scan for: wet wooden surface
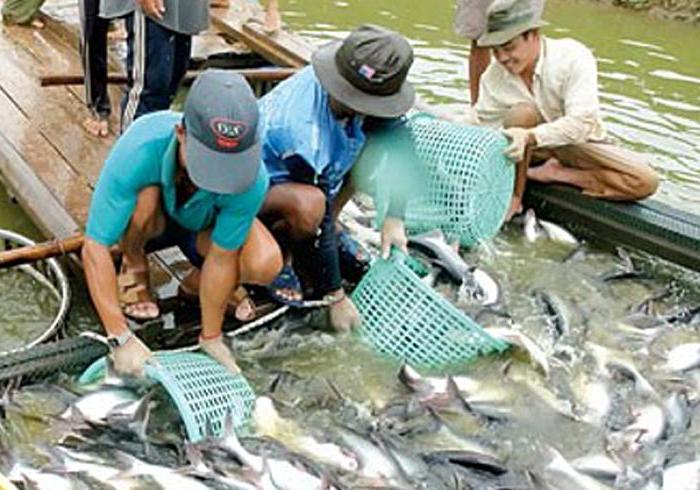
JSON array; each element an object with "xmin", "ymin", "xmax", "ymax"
[{"xmin": 0, "ymin": 0, "xmax": 313, "ymax": 295}]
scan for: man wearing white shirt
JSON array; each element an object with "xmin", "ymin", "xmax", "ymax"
[{"xmin": 473, "ymin": 0, "xmax": 659, "ymax": 219}]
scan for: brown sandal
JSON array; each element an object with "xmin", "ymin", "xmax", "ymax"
[
  {"xmin": 118, "ymin": 267, "xmax": 160, "ymax": 321},
  {"xmin": 178, "ymin": 283, "xmax": 256, "ymax": 322}
]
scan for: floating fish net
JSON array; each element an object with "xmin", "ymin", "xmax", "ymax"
[
  {"xmin": 352, "ymin": 251, "xmax": 509, "ymax": 370},
  {"xmin": 78, "ymin": 351, "xmax": 255, "ymax": 442},
  {"xmin": 354, "ymin": 113, "xmax": 514, "ymax": 247}
]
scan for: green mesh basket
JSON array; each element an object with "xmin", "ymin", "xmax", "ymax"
[
  {"xmin": 352, "ymin": 251, "xmax": 509, "ymax": 369},
  {"xmin": 355, "ymin": 113, "xmax": 515, "ymax": 246},
  {"xmin": 78, "ymin": 352, "xmax": 255, "ymax": 442}
]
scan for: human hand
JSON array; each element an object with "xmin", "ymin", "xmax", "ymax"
[
  {"xmin": 199, "ymin": 334, "xmax": 241, "ymax": 374},
  {"xmin": 502, "ymin": 127, "xmax": 534, "ymax": 161},
  {"xmin": 111, "ymin": 334, "xmax": 153, "ymax": 377},
  {"xmin": 136, "ymin": 0, "xmax": 165, "ymax": 20},
  {"xmin": 328, "ymin": 293, "xmax": 362, "ymax": 332},
  {"xmin": 381, "ymin": 217, "xmax": 408, "ymax": 259}
]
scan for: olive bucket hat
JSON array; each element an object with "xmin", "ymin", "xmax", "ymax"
[
  {"xmin": 311, "ymin": 24, "xmax": 416, "ymax": 118},
  {"xmin": 477, "ymin": 0, "xmax": 548, "ymax": 47}
]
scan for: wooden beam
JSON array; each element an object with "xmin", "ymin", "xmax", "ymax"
[{"xmin": 39, "ymin": 67, "xmax": 299, "ymax": 87}]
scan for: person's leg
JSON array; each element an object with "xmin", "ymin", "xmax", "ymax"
[
  {"xmin": 169, "ymin": 30, "xmax": 192, "ymax": 102},
  {"xmin": 259, "ymin": 182, "xmax": 326, "ymax": 301},
  {"xmin": 119, "ymin": 186, "xmax": 166, "ymax": 319},
  {"xmin": 178, "ymin": 220, "xmax": 283, "ymax": 320},
  {"xmin": 121, "ymin": 12, "xmax": 177, "ymax": 131},
  {"xmin": 260, "ymin": 182, "xmax": 327, "ymax": 244},
  {"xmin": 542, "ymin": 143, "xmax": 659, "ymax": 200},
  {"xmin": 80, "ymin": 0, "xmax": 111, "ymax": 137},
  {"xmin": 263, "ymin": 0, "xmax": 281, "ymax": 33},
  {"xmin": 469, "ymin": 41, "xmax": 491, "ymax": 105}
]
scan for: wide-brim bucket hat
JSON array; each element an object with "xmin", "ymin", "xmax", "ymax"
[{"xmin": 312, "ymin": 24, "xmax": 416, "ymax": 118}]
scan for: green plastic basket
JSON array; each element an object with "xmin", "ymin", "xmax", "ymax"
[
  {"xmin": 355, "ymin": 113, "xmax": 514, "ymax": 246},
  {"xmin": 352, "ymin": 251, "xmax": 509, "ymax": 369},
  {"xmin": 78, "ymin": 352, "xmax": 255, "ymax": 442}
]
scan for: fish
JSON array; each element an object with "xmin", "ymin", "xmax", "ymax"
[
  {"xmin": 398, "ymin": 363, "xmax": 577, "ymax": 421},
  {"xmin": 44, "ymin": 447, "xmax": 134, "ymax": 489},
  {"xmin": 537, "ymin": 446, "xmax": 614, "ymax": 490},
  {"xmin": 407, "ymin": 230, "xmax": 501, "ymax": 305},
  {"xmin": 533, "ymin": 289, "xmax": 571, "ymax": 338},
  {"xmin": 252, "ymin": 396, "xmax": 359, "ymax": 472},
  {"xmin": 523, "ymin": 209, "xmax": 578, "ymax": 246},
  {"xmin": 569, "ymin": 373, "xmax": 612, "ymax": 426},
  {"xmin": 664, "ymin": 391, "xmax": 691, "ymax": 436},
  {"xmin": 570, "ymin": 454, "xmax": 623, "ymax": 482},
  {"xmin": 426, "ymin": 449, "xmax": 508, "ymax": 476},
  {"xmin": 209, "ymin": 412, "xmax": 330, "ymax": 490},
  {"xmin": 8, "ymin": 464, "xmax": 82, "ymax": 490},
  {"xmin": 484, "ymin": 327, "xmax": 550, "ymax": 378},
  {"xmin": 662, "ymin": 460, "xmax": 700, "ymax": 490},
  {"xmin": 663, "ymin": 343, "xmax": 700, "ymax": 372},
  {"xmin": 333, "ymin": 425, "xmax": 405, "ymax": 486},
  {"xmin": 184, "ymin": 444, "xmax": 259, "ymax": 490},
  {"xmin": 111, "ymin": 449, "xmax": 212, "ymax": 490},
  {"xmin": 616, "ymin": 403, "xmax": 667, "ymax": 449},
  {"xmin": 662, "ymin": 305, "xmax": 700, "ymax": 325},
  {"xmin": 60, "ymin": 387, "xmax": 141, "ymax": 426},
  {"xmin": 586, "ymin": 343, "xmax": 658, "ymax": 398}
]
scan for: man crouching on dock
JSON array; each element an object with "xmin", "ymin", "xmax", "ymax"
[
  {"xmin": 82, "ymin": 70, "xmax": 282, "ymax": 376},
  {"xmin": 472, "ymin": 0, "xmax": 659, "ymax": 220}
]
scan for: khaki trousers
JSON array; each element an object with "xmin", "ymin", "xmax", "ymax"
[{"xmin": 505, "ymin": 103, "xmax": 659, "ymax": 200}]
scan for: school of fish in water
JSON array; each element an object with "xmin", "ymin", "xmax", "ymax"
[{"xmin": 0, "ymin": 202, "xmax": 699, "ymax": 490}]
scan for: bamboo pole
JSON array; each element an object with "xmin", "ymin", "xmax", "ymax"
[{"xmin": 0, "ymin": 235, "xmax": 84, "ymax": 269}]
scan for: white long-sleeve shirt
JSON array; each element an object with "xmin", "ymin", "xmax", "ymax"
[{"xmin": 474, "ymin": 37, "xmax": 608, "ymax": 148}]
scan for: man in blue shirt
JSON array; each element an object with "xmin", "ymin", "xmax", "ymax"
[
  {"xmin": 258, "ymin": 25, "xmax": 415, "ymax": 332},
  {"xmin": 83, "ymin": 70, "xmax": 282, "ymax": 376}
]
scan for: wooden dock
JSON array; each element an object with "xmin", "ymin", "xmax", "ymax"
[{"xmin": 0, "ymin": 0, "xmax": 314, "ymax": 295}]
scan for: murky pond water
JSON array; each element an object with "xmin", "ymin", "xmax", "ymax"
[
  {"xmin": 281, "ymin": 0, "xmax": 700, "ymax": 214},
  {"xmin": 0, "ymin": 187, "xmax": 63, "ymax": 353}
]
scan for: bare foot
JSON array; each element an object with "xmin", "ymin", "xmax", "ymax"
[
  {"xmin": 210, "ymin": 0, "xmax": 230, "ymax": 8},
  {"xmin": 527, "ymin": 157, "xmax": 565, "ymax": 183},
  {"xmin": 82, "ymin": 117, "xmax": 110, "ymax": 138},
  {"xmin": 30, "ymin": 18, "xmax": 45, "ymax": 29},
  {"xmin": 263, "ymin": 0, "xmax": 281, "ymax": 33}
]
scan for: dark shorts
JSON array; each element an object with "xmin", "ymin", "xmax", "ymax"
[{"xmin": 145, "ymin": 215, "xmax": 205, "ymax": 269}]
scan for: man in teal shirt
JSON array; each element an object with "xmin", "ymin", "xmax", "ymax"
[{"xmin": 83, "ymin": 70, "xmax": 282, "ymax": 376}]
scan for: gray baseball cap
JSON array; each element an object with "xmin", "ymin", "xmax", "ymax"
[
  {"xmin": 477, "ymin": 0, "xmax": 548, "ymax": 47},
  {"xmin": 183, "ymin": 69, "xmax": 261, "ymax": 195}
]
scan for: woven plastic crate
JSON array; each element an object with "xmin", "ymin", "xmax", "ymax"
[
  {"xmin": 352, "ymin": 251, "xmax": 509, "ymax": 369},
  {"xmin": 78, "ymin": 351, "xmax": 255, "ymax": 442},
  {"xmin": 355, "ymin": 113, "xmax": 514, "ymax": 247}
]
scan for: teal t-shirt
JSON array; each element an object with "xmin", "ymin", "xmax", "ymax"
[{"xmin": 86, "ymin": 111, "xmax": 268, "ymax": 251}]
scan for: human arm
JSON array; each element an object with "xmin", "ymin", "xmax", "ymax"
[
  {"xmin": 199, "ymin": 243, "xmax": 240, "ymax": 339},
  {"xmin": 82, "ymin": 238, "xmax": 152, "ymax": 375}
]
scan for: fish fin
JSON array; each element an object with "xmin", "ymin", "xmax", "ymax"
[
  {"xmin": 500, "ymin": 359, "xmax": 514, "ymax": 377},
  {"xmin": 324, "ymin": 377, "xmax": 345, "ymax": 401},
  {"xmin": 445, "ymin": 376, "xmax": 471, "ymax": 412}
]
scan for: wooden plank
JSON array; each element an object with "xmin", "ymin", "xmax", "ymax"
[
  {"xmin": 0, "ymin": 130, "xmax": 81, "ymax": 238},
  {"xmin": 0, "ymin": 87, "xmax": 90, "ymax": 231},
  {"xmin": 211, "ymin": 6, "xmax": 313, "ymax": 68},
  {"xmin": 0, "ymin": 29, "xmax": 116, "ymax": 185}
]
